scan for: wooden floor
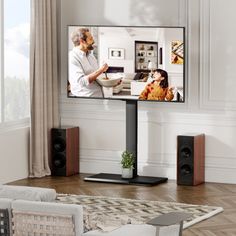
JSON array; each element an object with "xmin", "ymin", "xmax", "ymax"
[{"xmin": 9, "ymin": 174, "xmax": 236, "ymax": 236}]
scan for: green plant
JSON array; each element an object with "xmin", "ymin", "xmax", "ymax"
[{"xmin": 121, "ymin": 151, "xmax": 135, "ymax": 169}]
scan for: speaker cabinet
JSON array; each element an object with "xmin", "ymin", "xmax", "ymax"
[
  {"xmin": 51, "ymin": 127, "xmax": 79, "ymax": 176},
  {"xmin": 177, "ymin": 134, "xmax": 205, "ymax": 186}
]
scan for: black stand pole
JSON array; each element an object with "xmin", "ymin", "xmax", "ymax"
[
  {"xmin": 126, "ymin": 100, "xmax": 138, "ymax": 178},
  {"xmin": 84, "ymin": 100, "xmax": 168, "ymax": 186}
]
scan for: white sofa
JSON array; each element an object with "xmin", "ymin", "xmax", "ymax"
[
  {"xmin": 130, "ymin": 81, "xmax": 147, "ymax": 95},
  {"xmin": 0, "ymin": 185, "xmax": 188, "ymax": 236},
  {"xmin": 0, "ymin": 198, "xmax": 158, "ymax": 236}
]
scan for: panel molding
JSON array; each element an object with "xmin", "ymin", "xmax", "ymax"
[
  {"xmin": 200, "ymin": 0, "xmax": 236, "ymax": 110},
  {"xmin": 59, "ymin": 0, "xmax": 236, "ymax": 184},
  {"xmin": 61, "ymin": 106, "xmax": 236, "ymax": 127},
  {"xmin": 80, "ymin": 150, "xmax": 236, "ymax": 184}
]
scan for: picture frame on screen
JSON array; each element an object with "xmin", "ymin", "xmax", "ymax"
[
  {"xmin": 108, "ymin": 48, "xmax": 125, "ymax": 60},
  {"xmin": 67, "ymin": 25, "xmax": 185, "ymax": 103}
]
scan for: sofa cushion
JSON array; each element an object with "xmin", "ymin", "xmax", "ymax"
[{"xmin": 0, "ymin": 185, "xmax": 56, "ymax": 202}]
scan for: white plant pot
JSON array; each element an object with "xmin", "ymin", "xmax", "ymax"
[{"xmin": 122, "ymin": 168, "xmax": 133, "ymax": 179}]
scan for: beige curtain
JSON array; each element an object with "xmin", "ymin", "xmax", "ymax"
[{"xmin": 29, "ymin": 0, "xmax": 59, "ymax": 177}]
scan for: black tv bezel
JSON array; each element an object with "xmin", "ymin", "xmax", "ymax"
[{"xmin": 67, "ymin": 25, "xmax": 186, "ymax": 103}]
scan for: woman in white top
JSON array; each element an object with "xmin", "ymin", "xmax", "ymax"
[{"xmin": 69, "ymin": 28, "xmax": 108, "ymax": 97}]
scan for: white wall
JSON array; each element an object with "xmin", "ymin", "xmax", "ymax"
[
  {"xmin": 0, "ymin": 127, "xmax": 29, "ymax": 184},
  {"xmin": 99, "ymin": 29, "xmax": 135, "ymax": 73},
  {"xmin": 60, "ymin": 0, "xmax": 236, "ymax": 184}
]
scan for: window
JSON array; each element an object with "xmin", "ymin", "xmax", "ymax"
[{"xmin": 0, "ymin": 0, "xmax": 30, "ymax": 127}]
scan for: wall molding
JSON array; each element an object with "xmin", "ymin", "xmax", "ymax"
[
  {"xmin": 79, "ymin": 149, "xmax": 236, "ymax": 184},
  {"xmin": 61, "ymin": 105, "xmax": 236, "ymax": 185},
  {"xmin": 61, "ymin": 104, "xmax": 236, "ymax": 127},
  {"xmin": 60, "ymin": 0, "xmax": 236, "ymax": 184},
  {"xmin": 200, "ymin": 0, "xmax": 236, "ymax": 110}
]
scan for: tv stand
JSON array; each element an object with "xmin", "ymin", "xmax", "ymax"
[{"xmin": 84, "ymin": 100, "xmax": 168, "ymax": 186}]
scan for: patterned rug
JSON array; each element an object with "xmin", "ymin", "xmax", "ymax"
[{"xmin": 56, "ymin": 194, "xmax": 223, "ymax": 232}]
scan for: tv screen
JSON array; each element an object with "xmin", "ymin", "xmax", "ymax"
[{"xmin": 68, "ymin": 26, "xmax": 185, "ymax": 102}]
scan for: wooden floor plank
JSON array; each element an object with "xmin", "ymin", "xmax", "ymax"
[{"xmin": 8, "ymin": 174, "xmax": 236, "ymax": 235}]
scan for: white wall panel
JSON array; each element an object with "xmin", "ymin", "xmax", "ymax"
[
  {"xmin": 0, "ymin": 128, "xmax": 29, "ymax": 184},
  {"xmin": 60, "ymin": 0, "xmax": 236, "ymax": 184},
  {"xmin": 200, "ymin": 0, "xmax": 236, "ymax": 110}
]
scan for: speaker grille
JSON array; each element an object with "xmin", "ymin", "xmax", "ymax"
[
  {"xmin": 177, "ymin": 134, "xmax": 205, "ymax": 186},
  {"xmin": 53, "ymin": 153, "xmax": 66, "ymax": 168},
  {"xmin": 180, "ymin": 164, "xmax": 192, "ymax": 176},
  {"xmin": 177, "ymin": 136, "xmax": 194, "ymax": 185},
  {"xmin": 51, "ymin": 127, "xmax": 79, "ymax": 176},
  {"xmin": 53, "ymin": 137, "xmax": 66, "ymax": 152},
  {"xmin": 180, "ymin": 147, "xmax": 192, "ymax": 159}
]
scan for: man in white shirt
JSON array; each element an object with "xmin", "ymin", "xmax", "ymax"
[{"xmin": 69, "ymin": 28, "xmax": 108, "ymax": 97}]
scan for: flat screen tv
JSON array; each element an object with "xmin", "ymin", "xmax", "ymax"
[{"xmin": 67, "ymin": 25, "xmax": 185, "ymax": 103}]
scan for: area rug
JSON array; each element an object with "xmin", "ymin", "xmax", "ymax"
[{"xmin": 56, "ymin": 194, "xmax": 223, "ymax": 232}]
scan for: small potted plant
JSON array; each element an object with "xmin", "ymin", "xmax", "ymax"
[{"xmin": 121, "ymin": 150, "xmax": 135, "ymax": 179}]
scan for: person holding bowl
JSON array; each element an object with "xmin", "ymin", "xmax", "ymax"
[{"xmin": 69, "ymin": 27, "xmax": 108, "ymax": 97}]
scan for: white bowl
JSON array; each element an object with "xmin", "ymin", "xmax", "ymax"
[{"xmin": 97, "ymin": 74, "xmax": 122, "ymax": 87}]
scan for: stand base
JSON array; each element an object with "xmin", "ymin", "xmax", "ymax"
[{"xmin": 84, "ymin": 173, "xmax": 168, "ymax": 186}]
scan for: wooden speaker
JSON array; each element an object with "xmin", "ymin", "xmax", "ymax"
[
  {"xmin": 51, "ymin": 127, "xmax": 79, "ymax": 176},
  {"xmin": 177, "ymin": 134, "xmax": 205, "ymax": 185}
]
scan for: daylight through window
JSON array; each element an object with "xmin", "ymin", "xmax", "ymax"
[{"xmin": 0, "ymin": 0, "xmax": 30, "ymax": 124}]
